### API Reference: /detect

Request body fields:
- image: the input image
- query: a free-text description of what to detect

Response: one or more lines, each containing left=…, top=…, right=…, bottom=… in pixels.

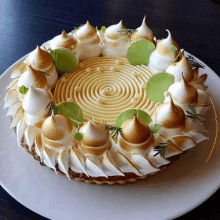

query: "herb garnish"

left=186, top=105, right=202, bottom=123
left=74, top=131, right=84, bottom=141
left=153, top=140, right=172, bottom=157
left=119, top=29, right=137, bottom=35
left=104, top=121, right=122, bottom=138
left=150, top=124, right=161, bottom=138
left=46, top=101, right=60, bottom=115
left=19, top=85, right=29, bottom=94
left=169, top=45, right=182, bottom=65
left=187, top=55, right=205, bottom=69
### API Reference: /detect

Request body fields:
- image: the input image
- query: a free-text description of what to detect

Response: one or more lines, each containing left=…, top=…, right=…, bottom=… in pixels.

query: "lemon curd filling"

left=54, top=56, right=156, bottom=125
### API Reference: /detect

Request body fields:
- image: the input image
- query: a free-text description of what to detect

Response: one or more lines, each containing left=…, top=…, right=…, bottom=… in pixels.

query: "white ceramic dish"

left=0, top=52, right=220, bottom=220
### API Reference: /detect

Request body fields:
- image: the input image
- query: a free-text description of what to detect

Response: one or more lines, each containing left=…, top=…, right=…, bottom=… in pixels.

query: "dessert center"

left=54, top=56, right=155, bottom=125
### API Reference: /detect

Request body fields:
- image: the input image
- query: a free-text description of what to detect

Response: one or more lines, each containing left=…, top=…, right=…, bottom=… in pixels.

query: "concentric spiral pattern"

left=54, top=57, right=156, bottom=125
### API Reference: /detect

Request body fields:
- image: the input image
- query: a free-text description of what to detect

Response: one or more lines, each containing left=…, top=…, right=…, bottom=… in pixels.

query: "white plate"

left=0, top=53, right=220, bottom=220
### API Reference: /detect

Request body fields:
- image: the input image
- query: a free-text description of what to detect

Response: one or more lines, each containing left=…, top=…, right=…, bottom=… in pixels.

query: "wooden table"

left=0, top=0, right=220, bottom=219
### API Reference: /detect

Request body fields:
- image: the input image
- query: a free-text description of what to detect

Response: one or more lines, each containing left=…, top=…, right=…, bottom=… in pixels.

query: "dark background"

left=0, top=0, right=220, bottom=219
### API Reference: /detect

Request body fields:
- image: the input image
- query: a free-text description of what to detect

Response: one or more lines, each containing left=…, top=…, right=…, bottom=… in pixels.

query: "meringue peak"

left=76, top=21, right=97, bottom=41
left=80, top=121, right=109, bottom=147
left=156, top=30, right=180, bottom=56
left=61, top=30, right=68, bottom=38
left=156, top=95, right=185, bottom=129
left=42, top=114, right=74, bottom=141
left=168, top=75, right=198, bottom=104
left=121, top=115, right=150, bottom=144
left=131, top=15, right=154, bottom=42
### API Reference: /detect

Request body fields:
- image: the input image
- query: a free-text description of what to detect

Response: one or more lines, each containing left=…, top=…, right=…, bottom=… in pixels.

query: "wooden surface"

left=0, top=0, right=220, bottom=219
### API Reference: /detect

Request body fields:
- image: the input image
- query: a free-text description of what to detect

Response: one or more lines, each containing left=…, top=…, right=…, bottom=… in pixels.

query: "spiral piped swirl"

left=54, top=57, right=155, bottom=125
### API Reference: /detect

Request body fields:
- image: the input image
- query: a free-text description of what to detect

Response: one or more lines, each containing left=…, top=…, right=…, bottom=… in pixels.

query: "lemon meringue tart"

left=4, top=17, right=211, bottom=184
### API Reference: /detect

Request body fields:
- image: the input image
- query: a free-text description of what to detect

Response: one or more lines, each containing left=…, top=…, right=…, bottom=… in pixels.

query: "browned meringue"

left=50, top=30, right=78, bottom=50
left=168, top=75, right=198, bottom=104
left=42, top=114, right=76, bottom=151
left=166, top=54, right=194, bottom=83
left=79, top=120, right=111, bottom=156
left=155, top=95, right=185, bottom=129
left=131, top=16, right=155, bottom=43
left=118, top=115, right=155, bottom=153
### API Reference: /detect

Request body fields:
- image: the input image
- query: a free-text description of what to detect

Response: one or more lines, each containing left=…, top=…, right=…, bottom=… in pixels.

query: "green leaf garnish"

left=150, top=124, right=161, bottom=135
left=56, top=101, right=83, bottom=128
left=186, top=105, right=202, bottom=123
left=169, top=45, right=178, bottom=53
left=100, top=26, right=106, bottom=33
left=146, top=72, right=175, bottom=102
left=153, top=140, right=171, bottom=157
left=74, top=132, right=83, bottom=141
left=50, top=48, right=77, bottom=75
left=116, top=109, right=152, bottom=127
left=187, top=55, right=205, bottom=69
left=127, top=39, right=155, bottom=66
left=19, top=85, right=29, bottom=94
left=104, top=122, right=122, bottom=138
left=119, top=29, right=137, bottom=34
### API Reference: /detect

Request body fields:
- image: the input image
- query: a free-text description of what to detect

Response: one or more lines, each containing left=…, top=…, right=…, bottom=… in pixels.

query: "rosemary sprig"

left=46, top=101, right=60, bottom=115
left=186, top=105, right=202, bottom=123
left=153, top=140, right=172, bottom=157
left=104, top=121, right=122, bottom=138
left=187, top=55, right=205, bottom=69
left=119, top=29, right=137, bottom=35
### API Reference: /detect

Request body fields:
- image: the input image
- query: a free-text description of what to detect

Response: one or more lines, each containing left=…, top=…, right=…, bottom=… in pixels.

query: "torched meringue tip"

left=131, top=15, right=154, bottom=43
left=120, top=115, right=150, bottom=144
left=79, top=120, right=109, bottom=147
left=156, top=29, right=180, bottom=56
left=156, top=95, right=185, bottom=129
left=42, top=114, right=74, bottom=141
left=76, top=20, right=97, bottom=41
left=167, top=74, right=198, bottom=105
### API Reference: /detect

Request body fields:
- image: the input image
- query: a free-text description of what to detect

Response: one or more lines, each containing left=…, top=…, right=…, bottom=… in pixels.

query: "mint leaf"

left=150, top=124, right=161, bottom=134
left=19, top=85, right=29, bottom=94
left=169, top=45, right=178, bottom=53
left=56, top=101, right=83, bottom=128
left=101, top=26, right=106, bottom=33
left=74, top=132, right=83, bottom=141
left=146, top=72, right=175, bottom=102
left=127, top=39, right=155, bottom=66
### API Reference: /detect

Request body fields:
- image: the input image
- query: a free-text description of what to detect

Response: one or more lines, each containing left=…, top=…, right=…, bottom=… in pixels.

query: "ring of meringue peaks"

left=118, top=115, right=155, bottom=155
left=148, top=30, right=180, bottom=73
left=78, top=120, right=111, bottom=156
left=74, top=21, right=102, bottom=61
